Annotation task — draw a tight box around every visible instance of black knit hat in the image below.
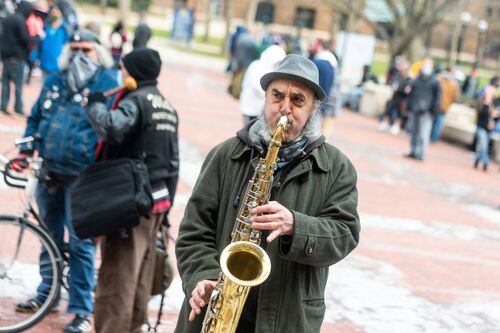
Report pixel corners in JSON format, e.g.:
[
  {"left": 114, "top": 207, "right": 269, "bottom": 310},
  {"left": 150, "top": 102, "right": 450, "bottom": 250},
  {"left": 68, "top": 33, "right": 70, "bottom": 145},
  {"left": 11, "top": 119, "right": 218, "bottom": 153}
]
[{"left": 122, "top": 48, "right": 162, "bottom": 82}]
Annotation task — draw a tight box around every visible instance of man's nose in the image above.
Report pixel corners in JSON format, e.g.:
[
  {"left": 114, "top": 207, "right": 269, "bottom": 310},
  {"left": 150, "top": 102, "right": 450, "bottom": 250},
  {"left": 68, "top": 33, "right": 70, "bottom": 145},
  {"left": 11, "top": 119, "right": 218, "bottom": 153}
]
[{"left": 280, "top": 97, "right": 292, "bottom": 115}]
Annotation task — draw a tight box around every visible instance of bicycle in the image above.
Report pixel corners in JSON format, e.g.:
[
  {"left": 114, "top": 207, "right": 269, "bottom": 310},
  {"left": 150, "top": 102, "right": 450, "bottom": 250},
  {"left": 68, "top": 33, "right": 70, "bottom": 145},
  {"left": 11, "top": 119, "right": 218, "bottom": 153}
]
[{"left": 0, "top": 136, "right": 69, "bottom": 333}]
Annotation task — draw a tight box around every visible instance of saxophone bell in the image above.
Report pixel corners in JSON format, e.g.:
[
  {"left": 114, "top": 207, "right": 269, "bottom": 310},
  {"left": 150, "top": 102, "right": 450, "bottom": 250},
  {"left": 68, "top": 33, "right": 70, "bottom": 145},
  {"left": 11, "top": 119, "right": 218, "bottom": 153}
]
[{"left": 220, "top": 241, "right": 271, "bottom": 287}]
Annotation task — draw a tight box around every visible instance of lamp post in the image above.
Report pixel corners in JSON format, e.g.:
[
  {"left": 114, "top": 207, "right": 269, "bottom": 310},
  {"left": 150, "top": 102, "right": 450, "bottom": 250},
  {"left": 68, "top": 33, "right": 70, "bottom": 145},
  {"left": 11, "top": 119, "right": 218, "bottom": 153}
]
[
  {"left": 475, "top": 19, "right": 488, "bottom": 65},
  {"left": 456, "top": 11, "right": 471, "bottom": 65}
]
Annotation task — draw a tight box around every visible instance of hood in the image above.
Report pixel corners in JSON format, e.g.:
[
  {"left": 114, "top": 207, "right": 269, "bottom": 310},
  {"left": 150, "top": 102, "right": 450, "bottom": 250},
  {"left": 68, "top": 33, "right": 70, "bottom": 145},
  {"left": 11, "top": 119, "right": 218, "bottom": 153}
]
[
  {"left": 316, "top": 50, "right": 338, "bottom": 69},
  {"left": 16, "top": 1, "right": 35, "bottom": 18},
  {"left": 259, "top": 45, "right": 286, "bottom": 70}
]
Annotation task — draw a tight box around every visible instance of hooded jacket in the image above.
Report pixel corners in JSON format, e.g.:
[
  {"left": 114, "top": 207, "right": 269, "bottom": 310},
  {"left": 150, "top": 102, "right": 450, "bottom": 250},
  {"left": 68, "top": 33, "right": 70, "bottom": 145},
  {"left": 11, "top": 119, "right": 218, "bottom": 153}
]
[
  {"left": 175, "top": 122, "right": 360, "bottom": 333},
  {"left": 0, "top": 1, "right": 33, "bottom": 60},
  {"left": 239, "top": 45, "right": 286, "bottom": 117}
]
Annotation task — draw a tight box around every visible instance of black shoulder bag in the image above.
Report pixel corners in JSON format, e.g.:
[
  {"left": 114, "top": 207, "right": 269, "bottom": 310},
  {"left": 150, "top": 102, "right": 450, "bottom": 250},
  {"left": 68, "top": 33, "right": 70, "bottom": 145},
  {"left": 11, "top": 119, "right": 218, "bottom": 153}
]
[{"left": 71, "top": 158, "right": 153, "bottom": 239}]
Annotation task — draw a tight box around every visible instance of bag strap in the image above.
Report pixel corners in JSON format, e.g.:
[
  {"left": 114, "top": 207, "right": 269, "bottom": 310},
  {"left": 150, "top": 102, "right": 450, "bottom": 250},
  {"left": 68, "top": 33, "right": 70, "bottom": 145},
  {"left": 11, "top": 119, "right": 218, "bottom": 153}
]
[{"left": 145, "top": 222, "right": 170, "bottom": 332}]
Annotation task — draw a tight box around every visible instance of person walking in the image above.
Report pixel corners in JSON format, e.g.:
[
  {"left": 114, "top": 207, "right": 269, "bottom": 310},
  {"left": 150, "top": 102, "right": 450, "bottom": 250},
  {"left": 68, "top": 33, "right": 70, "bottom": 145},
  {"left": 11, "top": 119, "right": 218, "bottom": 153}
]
[
  {"left": 87, "top": 47, "right": 179, "bottom": 333},
  {"left": 0, "top": 0, "right": 34, "bottom": 116},
  {"left": 239, "top": 44, "right": 286, "bottom": 125},
  {"left": 15, "top": 29, "right": 117, "bottom": 333},
  {"left": 431, "top": 67, "right": 459, "bottom": 142},
  {"left": 405, "top": 59, "right": 441, "bottom": 161},
  {"left": 109, "top": 20, "right": 127, "bottom": 69},
  {"left": 313, "top": 40, "right": 341, "bottom": 135},
  {"left": 175, "top": 54, "right": 360, "bottom": 333},
  {"left": 39, "top": 6, "right": 69, "bottom": 80},
  {"left": 378, "top": 62, "right": 412, "bottom": 135},
  {"left": 474, "top": 76, "right": 498, "bottom": 171},
  {"left": 132, "top": 12, "right": 151, "bottom": 49}
]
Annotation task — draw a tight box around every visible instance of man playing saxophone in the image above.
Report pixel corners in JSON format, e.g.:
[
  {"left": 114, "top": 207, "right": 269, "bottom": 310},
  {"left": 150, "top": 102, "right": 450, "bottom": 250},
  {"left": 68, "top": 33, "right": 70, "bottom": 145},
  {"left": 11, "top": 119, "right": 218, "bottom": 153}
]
[{"left": 175, "top": 54, "right": 360, "bottom": 333}]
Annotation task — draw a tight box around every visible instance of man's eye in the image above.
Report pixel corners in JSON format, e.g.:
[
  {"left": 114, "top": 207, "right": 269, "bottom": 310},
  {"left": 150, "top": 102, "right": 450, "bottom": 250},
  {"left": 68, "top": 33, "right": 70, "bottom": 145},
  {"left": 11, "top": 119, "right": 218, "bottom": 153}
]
[
  {"left": 272, "top": 92, "right": 283, "bottom": 101},
  {"left": 293, "top": 97, "right": 304, "bottom": 105}
]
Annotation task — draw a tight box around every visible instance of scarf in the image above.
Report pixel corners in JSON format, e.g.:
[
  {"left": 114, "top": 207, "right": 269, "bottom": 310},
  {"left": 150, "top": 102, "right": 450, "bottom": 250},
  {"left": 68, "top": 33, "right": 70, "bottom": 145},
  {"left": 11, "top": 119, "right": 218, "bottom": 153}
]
[{"left": 66, "top": 51, "right": 99, "bottom": 93}]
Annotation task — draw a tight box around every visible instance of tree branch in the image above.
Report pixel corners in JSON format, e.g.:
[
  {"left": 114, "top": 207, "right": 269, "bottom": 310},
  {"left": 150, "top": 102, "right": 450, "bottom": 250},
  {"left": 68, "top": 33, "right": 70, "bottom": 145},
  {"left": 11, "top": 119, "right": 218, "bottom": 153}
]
[{"left": 322, "top": 0, "right": 391, "bottom": 40}]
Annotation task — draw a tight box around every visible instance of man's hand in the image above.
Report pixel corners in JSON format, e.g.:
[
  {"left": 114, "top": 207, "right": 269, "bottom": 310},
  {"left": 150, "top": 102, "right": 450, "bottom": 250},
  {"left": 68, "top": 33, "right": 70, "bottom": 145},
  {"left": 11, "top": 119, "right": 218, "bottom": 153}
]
[
  {"left": 250, "top": 201, "right": 294, "bottom": 243},
  {"left": 188, "top": 280, "right": 217, "bottom": 321},
  {"left": 87, "top": 91, "right": 107, "bottom": 106}
]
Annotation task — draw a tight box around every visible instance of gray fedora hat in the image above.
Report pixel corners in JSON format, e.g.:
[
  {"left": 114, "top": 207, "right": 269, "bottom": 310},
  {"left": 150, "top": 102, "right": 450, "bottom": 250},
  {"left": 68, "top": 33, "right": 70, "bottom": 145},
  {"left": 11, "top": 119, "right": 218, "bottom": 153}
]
[{"left": 260, "top": 54, "right": 326, "bottom": 101}]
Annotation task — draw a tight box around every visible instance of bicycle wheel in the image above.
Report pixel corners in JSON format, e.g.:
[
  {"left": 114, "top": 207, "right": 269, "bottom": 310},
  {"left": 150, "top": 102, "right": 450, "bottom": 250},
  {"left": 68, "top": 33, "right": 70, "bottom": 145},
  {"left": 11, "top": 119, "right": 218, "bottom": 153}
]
[{"left": 0, "top": 215, "right": 62, "bottom": 333}]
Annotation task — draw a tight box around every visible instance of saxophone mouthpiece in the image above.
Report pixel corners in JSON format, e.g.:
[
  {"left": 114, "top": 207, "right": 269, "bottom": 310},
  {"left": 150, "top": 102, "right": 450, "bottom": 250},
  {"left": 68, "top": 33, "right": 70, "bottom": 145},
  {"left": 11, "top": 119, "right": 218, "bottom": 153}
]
[{"left": 278, "top": 116, "right": 290, "bottom": 129}]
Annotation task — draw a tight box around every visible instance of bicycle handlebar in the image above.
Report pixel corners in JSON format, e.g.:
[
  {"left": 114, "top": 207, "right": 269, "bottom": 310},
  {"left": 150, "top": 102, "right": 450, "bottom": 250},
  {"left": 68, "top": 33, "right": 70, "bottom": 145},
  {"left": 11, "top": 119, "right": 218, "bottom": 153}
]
[
  {"left": 14, "top": 134, "right": 41, "bottom": 147},
  {"left": 1, "top": 135, "right": 42, "bottom": 189},
  {"left": 2, "top": 158, "right": 29, "bottom": 189}
]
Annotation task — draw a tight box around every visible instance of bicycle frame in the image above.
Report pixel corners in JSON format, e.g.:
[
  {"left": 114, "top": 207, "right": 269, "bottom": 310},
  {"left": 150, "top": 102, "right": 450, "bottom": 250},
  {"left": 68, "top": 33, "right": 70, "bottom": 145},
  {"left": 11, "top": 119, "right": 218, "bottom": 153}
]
[{"left": 0, "top": 141, "right": 67, "bottom": 282}]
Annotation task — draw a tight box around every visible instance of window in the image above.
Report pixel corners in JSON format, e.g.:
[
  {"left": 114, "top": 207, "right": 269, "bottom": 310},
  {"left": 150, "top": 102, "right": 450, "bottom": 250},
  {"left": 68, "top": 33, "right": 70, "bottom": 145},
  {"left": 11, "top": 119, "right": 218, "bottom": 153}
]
[
  {"left": 294, "top": 7, "right": 316, "bottom": 29},
  {"left": 485, "top": 6, "right": 493, "bottom": 17},
  {"left": 255, "top": 1, "right": 275, "bottom": 24},
  {"left": 339, "top": 13, "right": 349, "bottom": 31},
  {"left": 211, "top": 0, "right": 224, "bottom": 18}
]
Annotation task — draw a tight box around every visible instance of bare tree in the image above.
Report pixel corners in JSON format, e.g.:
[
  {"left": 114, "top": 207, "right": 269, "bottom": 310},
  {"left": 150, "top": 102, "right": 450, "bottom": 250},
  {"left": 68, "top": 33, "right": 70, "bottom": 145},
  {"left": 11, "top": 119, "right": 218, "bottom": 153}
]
[
  {"left": 323, "top": 0, "right": 461, "bottom": 62},
  {"left": 118, "top": 0, "right": 130, "bottom": 23},
  {"left": 203, "top": 0, "right": 212, "bottom": 42},
  {"left": 100, "top": 0, "right": 107, "bottom": 16},
  {"left": 222, "top": 0, "right": 233, "bottom": 56}
]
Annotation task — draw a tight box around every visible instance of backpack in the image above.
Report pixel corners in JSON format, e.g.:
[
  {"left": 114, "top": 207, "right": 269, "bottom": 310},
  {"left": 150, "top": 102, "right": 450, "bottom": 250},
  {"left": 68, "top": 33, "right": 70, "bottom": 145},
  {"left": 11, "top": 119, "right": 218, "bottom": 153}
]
[{"left": 228, "top": 67, "right": 246, "bottom": 99}]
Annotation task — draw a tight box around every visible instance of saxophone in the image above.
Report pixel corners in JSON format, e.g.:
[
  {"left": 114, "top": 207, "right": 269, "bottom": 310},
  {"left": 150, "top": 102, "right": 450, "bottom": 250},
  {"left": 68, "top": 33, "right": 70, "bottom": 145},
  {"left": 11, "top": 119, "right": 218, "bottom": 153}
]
[{"left": 201, "top": 116, "right": 289, "bottom": 333}]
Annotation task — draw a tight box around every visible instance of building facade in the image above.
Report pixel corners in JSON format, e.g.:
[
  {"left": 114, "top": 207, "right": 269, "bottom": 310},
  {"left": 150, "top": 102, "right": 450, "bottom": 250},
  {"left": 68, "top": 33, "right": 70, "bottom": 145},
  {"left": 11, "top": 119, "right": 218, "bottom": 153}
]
[{"left": 153, "top": 0, "right": 498, "bottom": 63}]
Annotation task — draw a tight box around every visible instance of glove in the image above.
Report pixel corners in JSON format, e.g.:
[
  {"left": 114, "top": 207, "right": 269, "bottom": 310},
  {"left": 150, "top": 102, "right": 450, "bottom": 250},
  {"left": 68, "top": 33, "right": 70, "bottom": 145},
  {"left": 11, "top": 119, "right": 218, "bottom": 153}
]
[
  {"left": 9, "top": 154, "right": 29, "bottom": 173},
  {"left": 87, "top": 91, "right": 107, "bottom": 106}
]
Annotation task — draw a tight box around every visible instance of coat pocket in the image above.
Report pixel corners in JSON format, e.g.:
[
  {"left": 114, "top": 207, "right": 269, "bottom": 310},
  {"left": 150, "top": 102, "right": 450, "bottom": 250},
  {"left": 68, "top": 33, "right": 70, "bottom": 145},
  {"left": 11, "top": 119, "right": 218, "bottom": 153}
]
[{"left": 301, "top": 299, "right": 326, "bottom": 332}]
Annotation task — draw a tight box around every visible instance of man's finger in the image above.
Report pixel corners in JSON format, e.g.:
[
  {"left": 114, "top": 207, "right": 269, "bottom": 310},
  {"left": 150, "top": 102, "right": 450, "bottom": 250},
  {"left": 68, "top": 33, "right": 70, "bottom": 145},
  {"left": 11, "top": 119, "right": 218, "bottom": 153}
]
[
  {"left": 251, "top": 212, "right": 280, "bottom": 223},
  {"left": 267, "top": 228, "right": 282, "bottom": 243},
  {"left": 196, "top": 282, "right": 207, "bottom": 300},
  {"left": 189, "top": 309, "right": 196, "bottom": 321},
  {"left": 252, "top": 221, "right": 279, "bottom": 231},
  {"left": 189, "top": 297, "right": 200, "bottom": 313},
  {"left": 192, "top": 290, "right": 203, "bottom": 306},
  {"left": 252, "top": 203, "right": 280, "bottom": 214}
]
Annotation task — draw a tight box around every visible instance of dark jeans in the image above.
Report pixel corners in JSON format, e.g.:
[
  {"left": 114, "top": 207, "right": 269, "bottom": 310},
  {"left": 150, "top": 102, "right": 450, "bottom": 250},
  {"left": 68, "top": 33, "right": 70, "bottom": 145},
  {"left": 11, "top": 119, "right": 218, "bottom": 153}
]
[
  {"left": 35, "top": 180, "right": 96, "bottom": 316},
  {"left": 1, "top": 58, "right": 25, "bottom": 113}
]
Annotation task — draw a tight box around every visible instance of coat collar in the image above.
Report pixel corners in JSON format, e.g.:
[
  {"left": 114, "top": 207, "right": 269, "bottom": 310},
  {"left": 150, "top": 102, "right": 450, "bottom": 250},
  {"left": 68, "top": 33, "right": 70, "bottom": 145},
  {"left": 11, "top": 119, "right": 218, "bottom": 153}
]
[{"left": 230, "top": 137, "right": 330, "bottom": 173}]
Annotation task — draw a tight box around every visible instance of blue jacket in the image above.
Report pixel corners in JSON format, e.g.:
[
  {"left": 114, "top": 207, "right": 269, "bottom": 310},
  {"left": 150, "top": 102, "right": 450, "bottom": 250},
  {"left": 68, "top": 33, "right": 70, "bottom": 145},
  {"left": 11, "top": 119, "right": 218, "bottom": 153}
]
[
  {"left": 39, "top": 23, "right": 70, "bottom": 72},
  {"left": 24, "top": 67, "right": 118, "bottom": 176}
]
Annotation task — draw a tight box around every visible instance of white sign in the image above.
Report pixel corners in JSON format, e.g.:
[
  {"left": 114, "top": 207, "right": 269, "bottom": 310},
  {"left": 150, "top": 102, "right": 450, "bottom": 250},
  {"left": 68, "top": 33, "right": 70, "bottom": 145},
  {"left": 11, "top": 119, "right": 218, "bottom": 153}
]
[{"left": 336, "top": 32, "right": 376, "bottom": 87}]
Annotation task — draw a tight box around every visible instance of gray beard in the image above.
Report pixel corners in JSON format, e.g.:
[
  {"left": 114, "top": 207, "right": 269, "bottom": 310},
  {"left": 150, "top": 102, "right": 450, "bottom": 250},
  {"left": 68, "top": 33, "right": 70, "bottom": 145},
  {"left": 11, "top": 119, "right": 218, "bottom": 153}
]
[{"left": 248, "top": 110, "right": 322, "bottom": 146}]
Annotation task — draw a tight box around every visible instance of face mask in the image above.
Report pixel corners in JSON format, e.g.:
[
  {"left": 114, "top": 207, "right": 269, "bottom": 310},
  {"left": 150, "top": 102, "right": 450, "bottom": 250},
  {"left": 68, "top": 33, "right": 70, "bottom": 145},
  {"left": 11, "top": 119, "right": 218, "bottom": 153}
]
[
  {"left": 421, "top": 65, "right": 433, "bottom": 76},
  {"left": 66, "top": 51, "right": 99, "bottom": 93}
]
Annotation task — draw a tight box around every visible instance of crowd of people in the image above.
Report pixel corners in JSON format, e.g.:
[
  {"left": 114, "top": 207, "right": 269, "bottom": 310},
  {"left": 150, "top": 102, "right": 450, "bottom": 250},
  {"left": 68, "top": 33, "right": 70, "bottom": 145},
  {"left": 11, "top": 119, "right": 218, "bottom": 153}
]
[
  {"left": 0, "top": 2, "right": 498, "bottom": 333},
  {"left": 0, "top": 2, "right": 362, "bottom": 332},
  {"left": 228, "top": 27, "right": 342, "bottom": 138},
  {"left": 1, "top": 1, "right": 161, "bottom": 333},
  {"left": 373, "top": 56, "right": 499, "bottom": 168},
  {"left": 0, "top": 0, "right": 152, "bottom": 117},
  {"left": 227, "top": 25, "right": 500, "bottom": 170}
]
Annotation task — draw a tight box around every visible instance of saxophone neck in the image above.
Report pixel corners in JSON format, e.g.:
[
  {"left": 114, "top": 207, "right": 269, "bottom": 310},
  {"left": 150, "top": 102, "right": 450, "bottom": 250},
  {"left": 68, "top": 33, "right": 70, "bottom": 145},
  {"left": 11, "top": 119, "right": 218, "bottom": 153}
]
[{"left": 271, "top": 116, "right": 289, "bottom": 147}]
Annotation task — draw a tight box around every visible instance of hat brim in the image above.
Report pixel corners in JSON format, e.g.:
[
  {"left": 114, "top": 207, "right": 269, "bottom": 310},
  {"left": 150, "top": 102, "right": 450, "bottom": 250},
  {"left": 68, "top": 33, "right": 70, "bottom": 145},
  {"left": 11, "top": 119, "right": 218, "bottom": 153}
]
[{"left": 260, "top": 72, "right": 326, "bottom": 101}]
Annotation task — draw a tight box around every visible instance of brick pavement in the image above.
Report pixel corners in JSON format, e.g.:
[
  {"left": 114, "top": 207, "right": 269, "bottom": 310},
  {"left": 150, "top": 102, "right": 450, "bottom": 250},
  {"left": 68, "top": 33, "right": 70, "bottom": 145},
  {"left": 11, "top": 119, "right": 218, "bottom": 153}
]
[{"left": 1, "top": 47, "right": 500, "bottom": 333}]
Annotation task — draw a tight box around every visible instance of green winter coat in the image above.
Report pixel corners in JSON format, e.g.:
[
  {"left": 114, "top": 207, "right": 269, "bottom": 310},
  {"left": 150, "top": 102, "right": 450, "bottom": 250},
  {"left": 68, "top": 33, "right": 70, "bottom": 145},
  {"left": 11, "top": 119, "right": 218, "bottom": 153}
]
[{"left": 175, "top": 130, "right": 360, "bottom": 333}]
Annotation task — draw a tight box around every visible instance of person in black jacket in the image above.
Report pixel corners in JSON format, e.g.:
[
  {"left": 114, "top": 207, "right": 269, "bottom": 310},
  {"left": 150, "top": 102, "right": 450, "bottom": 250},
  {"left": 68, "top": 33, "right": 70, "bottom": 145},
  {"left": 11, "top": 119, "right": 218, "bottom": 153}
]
[
  {"left": 132, "top": 12, "right": 151, "bottom": 49},
  {"left": 0, "top": 0, "right": 34, "bottom": 116},
  {"left": 86, "top": 47, "right": 179, "bottom": 333},
  {"left": 405, "top": 59, "right": 441, "bottom": 161}
]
